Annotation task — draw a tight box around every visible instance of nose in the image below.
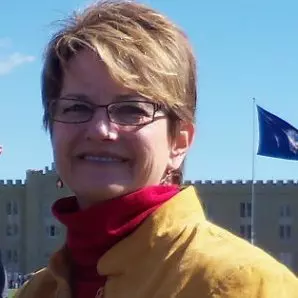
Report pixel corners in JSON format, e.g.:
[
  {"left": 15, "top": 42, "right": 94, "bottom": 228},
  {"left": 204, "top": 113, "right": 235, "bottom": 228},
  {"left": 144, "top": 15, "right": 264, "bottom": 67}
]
[{"left": 85, "top": 108, "right": 118, "bottom": 141}]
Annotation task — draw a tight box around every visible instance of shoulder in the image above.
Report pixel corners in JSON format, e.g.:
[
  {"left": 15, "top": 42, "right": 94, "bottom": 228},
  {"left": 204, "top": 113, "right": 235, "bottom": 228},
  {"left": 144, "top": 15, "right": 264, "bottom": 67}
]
[
  {"left": 187, "top": 220, "right": 298, "bottom": 297},
  {"left": 14, "top": 268, "right": 57, "bottom": 298},
  {"left": 0, "top": 261, "right": 4, "bottom": 291}
]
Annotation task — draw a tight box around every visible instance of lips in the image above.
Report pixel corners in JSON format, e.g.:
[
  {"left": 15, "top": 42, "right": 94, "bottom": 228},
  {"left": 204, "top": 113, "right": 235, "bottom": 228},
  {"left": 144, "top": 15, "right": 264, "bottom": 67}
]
[
  {"left": 77, "top": 152, "right": 129, "bottom": 163},
  {"left": 83, "top": 156, "right": 126, "bottom": 162}
]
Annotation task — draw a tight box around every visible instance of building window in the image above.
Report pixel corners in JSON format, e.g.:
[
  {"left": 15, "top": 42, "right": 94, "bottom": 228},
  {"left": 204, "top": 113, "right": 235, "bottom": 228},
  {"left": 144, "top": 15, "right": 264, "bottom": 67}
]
[
  {"left": 13, "top": 201, "right": 18, "bottom": 215},
  {"left": 279, "top": 226, "right": 284, "bottom": 238},
  {"left": 6, "top": 225, "right": 12, "bottom": 236},
  {"left": 50, "top": 225, "right": 55, "bottom": 237},
  {"left": 46, "top": 225, "right": 60, "bottom": 238},
  {"left": 280, "top": 252, "right": 293, "bottom": 268},
  {"left": 6, "top": 224, "right": 18, "bottom": 236},
  {"left": 280, "top": 204, "right": 291, "bottom": 218},
  {"left": 6, "top": 202, "right": 12, "bottom": 215},
  {"left": 13, "top": 224, "right": 18, "bottom": 235},
  {"left": 6, "top": 201, "right": 18, "bottom": 216},
  {"left": 240, "top": 202, "right": 252, "bottom": 218},
  {"left": 279, "top": 225, "right": 291, "bottom": 240},
  {"left": 240, "top": 224, "right": 252, "bottom": 240}
]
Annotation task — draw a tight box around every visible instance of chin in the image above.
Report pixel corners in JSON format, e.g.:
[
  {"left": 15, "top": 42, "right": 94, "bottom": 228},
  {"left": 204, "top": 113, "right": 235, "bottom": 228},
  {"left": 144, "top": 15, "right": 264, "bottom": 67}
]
[{"left": 73, "top": 183, "right": 133, "bottom": 206}]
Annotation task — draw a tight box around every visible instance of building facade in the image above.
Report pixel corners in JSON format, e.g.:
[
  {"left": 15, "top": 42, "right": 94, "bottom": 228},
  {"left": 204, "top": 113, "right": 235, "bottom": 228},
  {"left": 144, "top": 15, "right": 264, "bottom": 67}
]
[
  {"left": 0, "top": 166, "right": 71, "bottom": 276},
  {"left": 0, "top": 167, "right": 297, "bottom": 275}
]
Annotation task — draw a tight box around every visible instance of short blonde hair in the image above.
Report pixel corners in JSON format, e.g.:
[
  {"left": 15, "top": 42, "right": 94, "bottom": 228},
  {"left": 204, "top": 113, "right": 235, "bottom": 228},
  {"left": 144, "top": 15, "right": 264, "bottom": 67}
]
[
  {"left": 42, "top": 0, "right": 197, "bottom": 185},
  {"left": 42, "top": 0, "right": 197, "bottom": 132}
]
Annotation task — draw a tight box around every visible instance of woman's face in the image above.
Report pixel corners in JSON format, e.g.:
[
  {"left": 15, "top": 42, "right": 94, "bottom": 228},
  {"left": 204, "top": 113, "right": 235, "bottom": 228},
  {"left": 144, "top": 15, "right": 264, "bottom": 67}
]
[{"left": 51, "top": 49, "right": 194, "bottom": 208}]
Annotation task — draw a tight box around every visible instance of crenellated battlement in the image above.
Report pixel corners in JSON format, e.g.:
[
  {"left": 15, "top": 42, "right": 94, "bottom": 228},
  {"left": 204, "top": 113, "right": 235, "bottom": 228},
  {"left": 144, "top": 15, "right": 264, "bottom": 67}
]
[
  {"left": 0, "top": 164, "right": 57, "bottom": 186},
  {"left": 184, "top": 179, "right": 298, "bottom": 185},
  {"left": 26, "top": 163, "right": 56, "bottom": 176},
  {"left": 0, "top": 179, "right": 25, "bottom": 186},
  {"left": 2, "top": 163, "right": 298, "bottom": 187}
]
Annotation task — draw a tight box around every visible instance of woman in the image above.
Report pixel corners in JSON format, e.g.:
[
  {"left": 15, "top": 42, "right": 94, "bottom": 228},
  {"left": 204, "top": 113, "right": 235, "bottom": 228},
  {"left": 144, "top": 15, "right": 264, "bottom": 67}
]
[
  {"left": 16, "top": 1, "right": 298, "bottom": 298},
  {"left": 0, "top": 260, "right": 7, "bottom": 298}
]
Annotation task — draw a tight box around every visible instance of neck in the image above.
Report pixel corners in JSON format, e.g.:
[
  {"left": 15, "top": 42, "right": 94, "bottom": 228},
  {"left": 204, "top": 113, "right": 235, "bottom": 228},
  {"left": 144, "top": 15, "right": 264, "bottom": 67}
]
[
  {"left": 52, "top": 185, "right": 179, "bottom": 298},
  {"left": 75, "top": 188, "right": 145, "bottom": 210}
]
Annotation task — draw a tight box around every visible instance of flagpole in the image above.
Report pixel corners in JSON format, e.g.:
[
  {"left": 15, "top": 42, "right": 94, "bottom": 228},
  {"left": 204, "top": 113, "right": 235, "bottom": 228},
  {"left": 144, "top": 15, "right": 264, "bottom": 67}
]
[{"left": 251, "top": 98, "right": 256, "bottom": 245}]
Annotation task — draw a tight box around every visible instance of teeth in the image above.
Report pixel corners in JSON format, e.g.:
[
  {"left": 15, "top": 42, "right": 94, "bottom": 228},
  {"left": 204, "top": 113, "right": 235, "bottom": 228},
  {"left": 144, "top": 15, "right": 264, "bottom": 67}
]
[{"left": 84, "top": 156, "right": 123, "bottom": 162}]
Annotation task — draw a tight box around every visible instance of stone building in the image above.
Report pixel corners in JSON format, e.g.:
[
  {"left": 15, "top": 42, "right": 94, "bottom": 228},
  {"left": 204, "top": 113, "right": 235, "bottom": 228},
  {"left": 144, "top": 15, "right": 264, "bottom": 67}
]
[
  {"left": 0, "top": 166, "right": 297, "bottom": 275},
  {"left": 0, "top": 165, "right": 71, "bottom": 275}
]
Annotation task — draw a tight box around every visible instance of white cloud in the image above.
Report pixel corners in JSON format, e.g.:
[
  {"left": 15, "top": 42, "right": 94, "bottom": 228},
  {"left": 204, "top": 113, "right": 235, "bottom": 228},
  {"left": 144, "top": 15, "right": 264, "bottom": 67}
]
[{"left": 0, "top": 52, "right": 35, "bottom": 75}]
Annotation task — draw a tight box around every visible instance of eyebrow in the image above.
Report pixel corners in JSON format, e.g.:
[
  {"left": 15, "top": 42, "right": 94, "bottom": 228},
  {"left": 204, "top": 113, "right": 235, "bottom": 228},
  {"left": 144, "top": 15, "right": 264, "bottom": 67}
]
[{"left": 60, "top": 93, "right": 143, "bottom": 103}]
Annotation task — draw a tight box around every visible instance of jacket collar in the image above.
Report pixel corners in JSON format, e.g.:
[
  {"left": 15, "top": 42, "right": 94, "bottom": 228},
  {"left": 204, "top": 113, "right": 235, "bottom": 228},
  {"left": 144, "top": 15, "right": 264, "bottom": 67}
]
[
  {"left": 48, "top": 186, "right": 204, "bottom": 290},
  {"left": 97, "top": 186, "right": 205, "bottom": 276}
]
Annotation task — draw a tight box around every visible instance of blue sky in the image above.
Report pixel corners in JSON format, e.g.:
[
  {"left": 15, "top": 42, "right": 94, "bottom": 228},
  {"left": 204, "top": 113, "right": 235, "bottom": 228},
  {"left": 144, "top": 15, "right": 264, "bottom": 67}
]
[{"left": 0, "top": 0, "right": 298, "bottom": 181}]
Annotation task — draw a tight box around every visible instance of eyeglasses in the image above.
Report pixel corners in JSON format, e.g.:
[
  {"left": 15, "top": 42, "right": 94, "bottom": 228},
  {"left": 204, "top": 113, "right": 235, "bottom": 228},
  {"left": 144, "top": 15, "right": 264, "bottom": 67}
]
[{"left": 48, "top": 98, "right": 163, "bottom": 126}]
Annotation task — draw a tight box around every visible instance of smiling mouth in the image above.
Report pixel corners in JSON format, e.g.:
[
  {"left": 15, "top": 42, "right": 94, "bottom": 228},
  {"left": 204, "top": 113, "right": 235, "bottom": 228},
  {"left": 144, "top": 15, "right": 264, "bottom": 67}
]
[{"left": 78, "top": 155, "right": 129, "bottom": 163}]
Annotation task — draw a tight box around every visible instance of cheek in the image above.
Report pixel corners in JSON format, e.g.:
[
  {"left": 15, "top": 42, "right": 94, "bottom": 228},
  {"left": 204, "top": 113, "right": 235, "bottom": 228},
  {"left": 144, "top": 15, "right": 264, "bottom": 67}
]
[
  {"left": 51, "top": 125, "right": 74, "bottom": 166},
  {"left": 132, "top": 122, "right": 171, "bottom": 168},
  {"left": 149, "top": 121, "right": 171, "bottom": 155},
  {"left": 51, "top": 126, "right": 63, "bottom": 154}
]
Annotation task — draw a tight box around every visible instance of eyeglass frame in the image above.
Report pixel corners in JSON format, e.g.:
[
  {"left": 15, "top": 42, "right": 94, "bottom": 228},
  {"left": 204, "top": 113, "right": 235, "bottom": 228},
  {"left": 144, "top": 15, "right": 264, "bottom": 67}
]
[{"left": 47, "top": 98, "right": 166, "bottom": 126}]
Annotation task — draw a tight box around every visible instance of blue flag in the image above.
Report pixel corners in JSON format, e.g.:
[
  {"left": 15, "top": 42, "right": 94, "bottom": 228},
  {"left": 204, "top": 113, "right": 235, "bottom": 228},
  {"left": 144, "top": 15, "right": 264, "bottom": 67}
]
[{"left": 257, "top": 105, "right": 298, "bottom": 160}]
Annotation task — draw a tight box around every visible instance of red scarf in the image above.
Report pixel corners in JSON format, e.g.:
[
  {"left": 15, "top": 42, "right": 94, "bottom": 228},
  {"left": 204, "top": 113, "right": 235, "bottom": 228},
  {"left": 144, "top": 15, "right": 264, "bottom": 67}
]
[{"left": 52, "top": 185, "right": 179, "bottom": 298}]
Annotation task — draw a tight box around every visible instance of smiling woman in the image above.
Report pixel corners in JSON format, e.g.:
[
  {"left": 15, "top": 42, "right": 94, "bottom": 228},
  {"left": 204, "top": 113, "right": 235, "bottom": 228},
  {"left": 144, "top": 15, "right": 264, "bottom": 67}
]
[
  {"left": 15, "top": 1, "right": 298, "bottom": 298},
  {"left": 48, "top": 47, "right": 190, "bottom": 207}
]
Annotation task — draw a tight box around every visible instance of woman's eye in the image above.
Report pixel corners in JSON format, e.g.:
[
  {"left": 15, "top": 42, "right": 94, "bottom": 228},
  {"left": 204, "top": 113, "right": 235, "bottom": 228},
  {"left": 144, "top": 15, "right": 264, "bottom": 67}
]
[
  {"left": 62, "top": 104, "right": 91, "bottom": 114},
  {"left": 117, "top": 105, "right": 149, "bottom": 116}
]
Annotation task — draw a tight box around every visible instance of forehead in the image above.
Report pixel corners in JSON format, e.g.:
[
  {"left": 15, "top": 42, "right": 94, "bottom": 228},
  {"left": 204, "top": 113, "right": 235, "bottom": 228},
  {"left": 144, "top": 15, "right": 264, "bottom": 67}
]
[{"left": 60, "top": 49, "right": 132, "bottom": 101}]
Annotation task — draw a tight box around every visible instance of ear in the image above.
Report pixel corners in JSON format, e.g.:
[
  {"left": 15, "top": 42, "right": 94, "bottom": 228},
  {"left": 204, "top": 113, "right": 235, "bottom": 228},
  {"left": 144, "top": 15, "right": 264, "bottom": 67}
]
[{"left": 168, "top": 122, "right": 195, "bottom": 170}]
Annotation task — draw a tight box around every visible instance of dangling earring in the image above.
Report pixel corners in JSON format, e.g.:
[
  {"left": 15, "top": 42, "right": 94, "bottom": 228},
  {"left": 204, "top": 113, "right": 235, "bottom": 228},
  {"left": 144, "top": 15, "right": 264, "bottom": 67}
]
[
  {"left": 56, "top": 178, "right": 64, "bottom": 189},
  {"left": 160, "top": 169, "right": 173, "bottom": 185},
  {"left": 171, "top": 169, "right": 183, "bottom": 185},
  {"left": 160, "top": 168, "right": 183, "bottom": 185}
]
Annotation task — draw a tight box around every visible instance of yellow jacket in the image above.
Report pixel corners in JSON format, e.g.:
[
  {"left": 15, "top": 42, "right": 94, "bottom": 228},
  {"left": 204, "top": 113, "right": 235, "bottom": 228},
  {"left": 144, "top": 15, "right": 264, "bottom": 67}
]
[{"left": 15, "top": 186, "right": 298, "bottom": 298}]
